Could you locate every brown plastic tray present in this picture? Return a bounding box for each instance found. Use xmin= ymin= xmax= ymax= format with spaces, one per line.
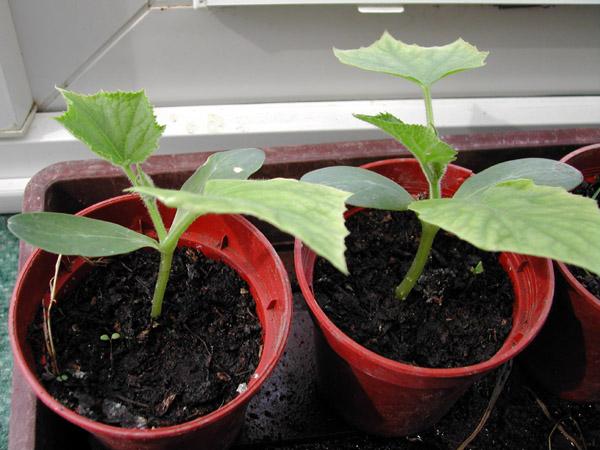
xmin=9 ymin=128 xmax=600 ymax=450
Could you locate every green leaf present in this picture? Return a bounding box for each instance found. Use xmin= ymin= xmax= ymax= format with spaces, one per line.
xmin=171 ymin=148 xmax=265 ymax=231
xmin=301 ymin=166 xmax=413 ymax=211
xmin=355 ymin=113 xmax=457 ymax=193
xmin=133 ymin=179 xmax=351 ymax=274
xmin=334 ymin=32 xmax=488 ymax=88
xmin=180 ymin=148 xmax=265 ymax=194
xmin=8 ymin=212 xmax=159 ymax=256
xmin=409 ymin=179 xmax=600 ymax=276
xmin=55 ymin=89 xmax=165 ymax=167
xmin=455 ymin=159 xmax=583 ymax=198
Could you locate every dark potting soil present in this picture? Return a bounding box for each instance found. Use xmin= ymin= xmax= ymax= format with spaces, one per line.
xmin=313 ymin=210 xmax=514 ymax=368
xmin=570 ymin=177 xmax=600 ymax=298
xmin=28 ymin=247 xmax=262 ymax=428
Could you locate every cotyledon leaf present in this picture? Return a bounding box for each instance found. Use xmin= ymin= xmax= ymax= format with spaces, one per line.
xmin=171 ymin=148 xmax=265 ymax=231
xmin=180 ymin=148 xmax=265 ymax=194
xmin=409 ymin=179 xmax=600 ymax=276
xmin=301 ymin=166 xmax=414 ymax=211
xmin=132 ymin=179 xmax=351 ymax=274
xmin=55 ymin=89 xmax=165 ymax=167
xmin=334 ymin=32 xmax=488 ymax=88
xmin=455 ymin=158 xmax=583 ymax=198
xmin=8 ymin=213 xmax=159 ymax=256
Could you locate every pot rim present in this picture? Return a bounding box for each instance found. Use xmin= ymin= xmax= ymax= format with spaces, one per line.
xmin=555 ymin=261 xmax=600 ymax=314
xmin=294 ymin=158 xmax=554 ymax=380
xmin=9 ymin=193 xmax=293 ymax=440
xmin=560 ymin=143 xmax=600 ymax=164
xmin=556 ymin=143 xmax=600 ymax=313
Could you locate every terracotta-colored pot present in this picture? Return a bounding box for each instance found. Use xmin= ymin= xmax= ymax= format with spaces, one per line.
xmin=294 ymin=158 xmax=554 ymax=436
xmin=10 ymin=194 xmax=293 ymax=450
xmin=522 ymin=143 xmax=600 ymax=402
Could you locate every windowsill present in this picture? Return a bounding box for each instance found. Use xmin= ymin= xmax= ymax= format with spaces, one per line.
xmin=0 ymin=95 xmax=599 ymax=213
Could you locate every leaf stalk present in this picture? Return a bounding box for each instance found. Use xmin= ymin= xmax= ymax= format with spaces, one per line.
xmin=123 ymin=165 xmax=168 ymax=242
xmin=429 ymin=178 xmax=441 ymax=200
xmin=422 ymin=85 xmax=436 ymax=134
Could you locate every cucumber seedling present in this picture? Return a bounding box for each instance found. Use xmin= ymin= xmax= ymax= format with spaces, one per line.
xmin=302 ymin=32 xmax=600 ymax=300
xmin=9 ymin=89 xmax=350 ymax=320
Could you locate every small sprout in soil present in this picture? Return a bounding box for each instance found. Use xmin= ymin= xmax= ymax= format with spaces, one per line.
xmin=100 ymin=333 xmax=121 ymax=342
xmin=302 ymin=32 xmax=600 ymax=301
xmin=8 ymin=89 xmax=351 ymax=320
xmin=470 ymin=261 xmax=484 ymax=275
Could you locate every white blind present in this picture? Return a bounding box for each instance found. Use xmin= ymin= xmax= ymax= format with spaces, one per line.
xmin=200 ymin=0 xmax=600 ymax=6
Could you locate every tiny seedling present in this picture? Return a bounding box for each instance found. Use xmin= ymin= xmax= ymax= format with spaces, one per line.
xmin=9 ymin=89 xmax=350 ymax=320
xmin=302 ymin=32 xmax=600 ymax=300
xmin=100 ymin=333 xmax=121 ymax=342
xmin=470 ymin=261 xmax=484 ymax=276
xmin=100 ymin=332 xmax=121 ymax=373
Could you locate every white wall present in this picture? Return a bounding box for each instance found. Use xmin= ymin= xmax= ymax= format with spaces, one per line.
xmin=7 ymin=3 xmax=600 ymax=112
xmin=7 ymin=0 xmax=146 ymax=110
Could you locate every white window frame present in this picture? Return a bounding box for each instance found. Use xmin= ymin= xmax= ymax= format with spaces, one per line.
xmin=0 ymin=0 xmax=35 ymax=137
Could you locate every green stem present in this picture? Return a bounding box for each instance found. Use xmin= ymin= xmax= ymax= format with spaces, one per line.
xmin=422 ymin=85 xmax=437 ymax=135
xmin=429 ymin=179 xmax=441 ymax=200
xmin=395 ymin=221 xmax=439 ymax=300
xmin=123 ymin=164 xmax=173 ymax=319
xmin=122 ymin=165 xmax=168 ymax=242
xmin=148 ymin=214 xmax=199 ymax=319
xmin=150 ymin=246 xmax=175 ymax=319
xmin=393 ymin=85 xmax=440 ymax=301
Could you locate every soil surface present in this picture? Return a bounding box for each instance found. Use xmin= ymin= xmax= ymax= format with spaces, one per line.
xmin=570 ymin=177 xmax=600 ymax=298
xmin=313 ymin=210 xmax=514 ymax=368
xmin=29 ymin=247 xmax=262 ymax=428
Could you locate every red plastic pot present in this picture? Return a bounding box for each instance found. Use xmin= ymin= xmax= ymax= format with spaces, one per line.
xmin=10 ymin=194 xmax=293 ymax=450
xmin=294 ymin=158 xmax=554 ymax=436
xmin=522 ymin=143 xmax=600 ymax=402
